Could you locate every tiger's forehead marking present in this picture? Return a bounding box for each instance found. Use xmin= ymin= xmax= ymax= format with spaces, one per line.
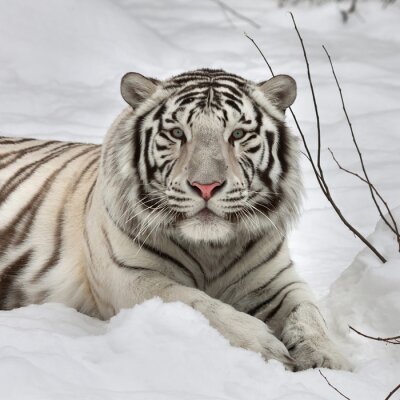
xmin=162 ymin=69 xmax=255 ymax=129
xmin=166 ymin=69 xmax=248 ymax=100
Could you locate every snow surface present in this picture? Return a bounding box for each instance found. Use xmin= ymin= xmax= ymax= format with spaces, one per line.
xmin=0 ymin=0 xmax=399 ymax=399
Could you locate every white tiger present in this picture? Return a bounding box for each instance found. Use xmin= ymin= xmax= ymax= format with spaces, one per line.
xmin=0 ymin=68 xmax=350 ymax=371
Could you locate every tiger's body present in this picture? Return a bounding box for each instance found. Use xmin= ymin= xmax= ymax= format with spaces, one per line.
xmin=0 ymin=69 xmax=349 ymax=371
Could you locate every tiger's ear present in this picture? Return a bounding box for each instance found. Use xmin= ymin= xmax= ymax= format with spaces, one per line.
xmin=257 ymin=75 xmax=297 ymax=111
xmin=121 ymin=72 xmax=160 ymax=108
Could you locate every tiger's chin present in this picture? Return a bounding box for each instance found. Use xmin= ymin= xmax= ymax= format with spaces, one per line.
xmin=176 ymin=210 xmax=235 ymax=244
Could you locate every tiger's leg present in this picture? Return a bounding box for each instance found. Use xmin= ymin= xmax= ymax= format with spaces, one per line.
xmin=276 ymin=301 xmax=351 ymax=371
xmin=230 ymin=260 xmax=351 ymax=371
xmin=92 ymin=265 xmax=294 ymax=368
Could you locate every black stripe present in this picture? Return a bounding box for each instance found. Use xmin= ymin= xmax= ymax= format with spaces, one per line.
xmin=245 ymin=144 xmax=261 ymax=154
xmin=0 ymin=250 xmax=32 ymax=309
xmin=213 ymin=237 xmax=259 ymax=285
xmin=0 ymin=142 xmax=85 ymax=205
xmin=176 ymin=82 xmax=244 ymax=99
xmin=158 ymin=157 xmax=173 ymax=171
xmin=143 ymin=127 xmax=156 ymax=181
xmin=84 ymin=179 xmax=97 ymax=213
xmin=277 ymin=122 xmax=289 ymax=176
xmin=238 ymin=160 xmax=251 ymax=187
xmin=220 ymin=91 xmax=243 ymax=105
xmin=31 ymin=150 xmax=100 ymax=283
xmin=132 ymin=106 xmax=157 ymax=171
xmin=259 ymin=130 xmax=275 ymax=188
xmin=158 ymin=131 xmax=175 ymax=143
xmin=225 ymin=99 xmax=241 ymax=113
xmin=103 ymin=227 xmax=153 ymax=273
xmin=0 ymin=138 xmax=36 ymax=145
xmin=241 ymin=134 xmax=258 ymax=145
xmin=103 ymin=204 xmax=198 ymax=286
xmin=242 ymin=154 xmax=255 ymax=179
xmin=155 ymin=144 xmax=169 ymax=151
xmin=169 ymin=237 xmax=206 ymax=282
xmin=265 ymin=288 xmax=301 ymax=320
xmin=229 ymin=240 xmax=285 ymax=290
xmin=176 ymin=90 xmax=207 ymax=104
xmin=167 ymin=195 xmax=191 ymax=202
xmin=135 ymin=238 xmax=198 ymax=286
xmin=239 ymin=116 xmax=252 ymax=125
xmin=153 ymin=103 xmax=166 ymax=121
xmin=214 ymin=83 xmax=244 ymax=98
xmin=0 ymin=141 xmax=58 ymax=169
xmin=171 ymin=187 xmax=186 ymax=194
xmin=163 ymin=161 xmax=175 ymax=182
xmin=220 ymin=196 xmax=245 ymax=202
xmin=71 ymin=154 xmax=99 ymax=192
xmin=186 ymin=107 xmax=197 ymax=125
xmin=225 ymin=188 xmax=242 ymax=195
xmin=0 ymin=147 xmax=97 ymax=257
xmin=247 ymin=281 xmax=303 ymax=316
xmin=233 ymin=256 xmax=291 ymax=304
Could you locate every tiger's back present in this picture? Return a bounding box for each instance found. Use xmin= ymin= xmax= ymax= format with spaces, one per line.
xmin=0 ymin=136 xmax=100 ymax=314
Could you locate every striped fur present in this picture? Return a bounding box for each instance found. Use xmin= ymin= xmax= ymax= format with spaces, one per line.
xmin=0 ymin=69 xmax=350 ymax=371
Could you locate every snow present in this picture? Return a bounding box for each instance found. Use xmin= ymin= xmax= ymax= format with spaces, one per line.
xmin=0 ymin=0 xmax=399 ymax=399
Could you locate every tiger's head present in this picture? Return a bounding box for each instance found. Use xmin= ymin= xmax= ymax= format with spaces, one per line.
xmin=102 ymin=69 xmax=302 ymax=244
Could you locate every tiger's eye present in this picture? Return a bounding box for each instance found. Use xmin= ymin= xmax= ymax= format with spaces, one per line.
xmin=231 ymin=129 xmax=245 ymax=141
xmin=171 ymin=128 xmax=185 ymax=140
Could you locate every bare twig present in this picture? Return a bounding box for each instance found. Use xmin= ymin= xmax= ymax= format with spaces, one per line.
xmin=323 ymin=45 xmax=400 ymax=252
xmin=319 ymin=370 xmax=351 ymax=400
xmin=385 ymin=384 xmax=400 ymax=400
xmin=320 ymin=369 xmax=400 ymax=400
xmin=290 ymin=13 xmax=325 ymax=187
xmin=244 ymin=33 xmax=274 ymax=76
xmin=246 ymin=24 xmax=387 ymax=263
xmin=340 ymin=0 xmax=358 ymax=23
xmin=301 ymin=150 xmax=311 ymax=161
xmin=290 ymin=14 xmax=387 ymax=263
xmin=328 ymin=148 xmax=400 ymax=250
xmin=291 ymin=14 xmax=386 ymax=262
xmin=211 ymin=0 xmax=260 ymax=29
xmin=349 ymin=326 xmax=400 ymax=344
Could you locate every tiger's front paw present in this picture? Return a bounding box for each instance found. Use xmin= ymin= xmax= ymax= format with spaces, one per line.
xmin=287 ymin=336 xmax=352 ymax=371
xmin=215 ymin=307 xmax=295 ymax=369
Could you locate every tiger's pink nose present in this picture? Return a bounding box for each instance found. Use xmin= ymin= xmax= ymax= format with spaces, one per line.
xmin=190 ymin=181 xmax=224 ymax=201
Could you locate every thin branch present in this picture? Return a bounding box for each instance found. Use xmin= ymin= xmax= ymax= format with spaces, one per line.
xmin=385 ymin=384 xmax=400 ymax=400
xmin=323 ymin=45 xmax=400 ymax=252
xmin=291 ymin=14 xmax=388 ymax=262
xmin=211 ymin=0 xmax=260 ymax=29
xmin=329 ymin=148 xmax=400 ymax=250
xmin=291 ymin=15 xmax=386 ymax=262
xmin=216 ymin=2 xmax=236 ymax=30
xmin=301 ymin=150 xmax=311 ymax=161
xmin=349 ymin=326 xmax=400 ymax=344
xmin=320 ymin=369 xmax=400 ymax=400
xmin=340 ymin=0 xmax=358 ymax=23
xmin=319 ymin=370 xmax=351 ymax=400
xmin=246 ymin=21 xmax=387 ymax=263
xmin=290 ymin=13 xmax=326 ymax=188
xmin=244 ymin=33 xmax=274 ymax=76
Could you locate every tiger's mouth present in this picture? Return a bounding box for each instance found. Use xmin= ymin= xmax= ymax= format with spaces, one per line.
xmin=193 ymin=207 xmax=222 ymax=223
xmin=196 ymin=208 xmax=215 ymax=217
xmin=175 ymin=206 xmax=235 ymax=243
